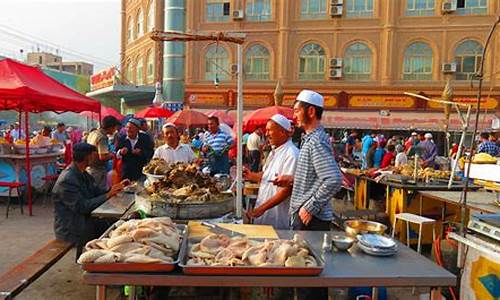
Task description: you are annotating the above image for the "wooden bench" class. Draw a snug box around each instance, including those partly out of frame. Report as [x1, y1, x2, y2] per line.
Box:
[0, 239, 72, 300]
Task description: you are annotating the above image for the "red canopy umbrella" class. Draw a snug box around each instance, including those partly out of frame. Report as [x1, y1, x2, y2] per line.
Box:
[242, 106, 293, 133]
[205, 110, 235, 126]
[0, 58, 101, 216]
[135, 106, 173, 118]
[80, 106, 124, 121]
[166, 109, 208, 128]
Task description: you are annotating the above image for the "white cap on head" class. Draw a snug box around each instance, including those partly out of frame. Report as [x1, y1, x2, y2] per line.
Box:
[270, 114, 292, 131]
[296, 89, 324, 108]
[411, 132, 418, 136]
[424, 133, 433, 139]
[162, 122, 176, 129]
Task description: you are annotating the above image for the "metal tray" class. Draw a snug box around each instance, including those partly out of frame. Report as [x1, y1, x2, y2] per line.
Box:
[179, 232, 324, 276]
[80, 221, 187, 273]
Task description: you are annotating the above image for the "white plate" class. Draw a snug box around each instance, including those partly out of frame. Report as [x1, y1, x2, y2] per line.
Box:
[358, 234, 396, 249]
[357, 242, 398, 257]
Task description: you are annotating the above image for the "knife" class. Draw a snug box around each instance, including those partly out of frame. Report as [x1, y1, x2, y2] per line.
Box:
[200, 221, 246, 237]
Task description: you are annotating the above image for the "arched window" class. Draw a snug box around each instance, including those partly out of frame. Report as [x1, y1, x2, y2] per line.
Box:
[136, 57, 144, 85]
[403, 42, 433, 80]
[299, 43, 326, 80]
[406, 0, 435, 16]
[205, 44, 229, 81]
[147, 1, 155, 32]
[346, 0, 374, 17]
[125, 61, 133, 83]
[245, 44, 270, 80]
[455, 40, 483, 81]
[146, 50, 154, 83]
[127, 17, 133, 42]
[136, 9, 144, 38]
[344, 42, 372, 80]
[246, 0, 271, 21]
[301, 0, 327, 19]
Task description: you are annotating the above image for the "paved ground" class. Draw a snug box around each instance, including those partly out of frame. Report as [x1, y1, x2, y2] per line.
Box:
[0, 198, 436, 299]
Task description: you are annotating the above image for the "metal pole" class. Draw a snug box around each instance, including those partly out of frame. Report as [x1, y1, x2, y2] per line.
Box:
[25, 111, 32, 216]
[236, 43, 243, 219]
[448, 105, 471, 189]
[460, 16, 500, 236]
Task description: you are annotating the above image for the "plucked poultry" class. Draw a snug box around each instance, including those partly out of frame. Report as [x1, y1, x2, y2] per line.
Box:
[186, 233, 318, 267]
[142, 160, 231, 204]
[78, 217, 181, 264]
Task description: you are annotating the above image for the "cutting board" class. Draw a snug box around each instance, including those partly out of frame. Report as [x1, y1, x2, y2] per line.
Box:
[187, 221, 278, 239]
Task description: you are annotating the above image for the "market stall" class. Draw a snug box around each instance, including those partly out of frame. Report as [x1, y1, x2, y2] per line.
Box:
[345, 169, 479, 245]
[80, 226, 456, 300]
[0, 58, 101, 215]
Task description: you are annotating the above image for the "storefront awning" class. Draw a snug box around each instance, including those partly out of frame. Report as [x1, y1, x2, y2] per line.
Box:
[86, 84, 155, 104]
[322, 111, 499, 132]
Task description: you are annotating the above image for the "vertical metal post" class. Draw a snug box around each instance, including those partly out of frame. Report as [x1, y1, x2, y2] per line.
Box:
[25, 111, 32, 216]
[448, 105, 471, 189]
[236, 43, 243, 219]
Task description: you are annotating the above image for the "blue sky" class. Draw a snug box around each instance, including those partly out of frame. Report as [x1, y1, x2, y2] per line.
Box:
[0, 0, 120, 71]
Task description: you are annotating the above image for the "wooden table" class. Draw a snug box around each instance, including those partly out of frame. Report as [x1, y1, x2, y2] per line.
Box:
[346, 172, 478, 244]
[82, 230, 456, 300]
[91, 193, 135, 219]
[418, 190, 499, 215]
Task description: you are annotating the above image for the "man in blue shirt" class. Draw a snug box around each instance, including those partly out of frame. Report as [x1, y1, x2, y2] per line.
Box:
[477, 132, 499, 157]
[361, 132, 375, 169]
[202, 116, 233, 175]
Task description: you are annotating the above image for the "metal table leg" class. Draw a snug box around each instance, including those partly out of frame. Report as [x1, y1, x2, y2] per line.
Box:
[96, 285, 106, 300]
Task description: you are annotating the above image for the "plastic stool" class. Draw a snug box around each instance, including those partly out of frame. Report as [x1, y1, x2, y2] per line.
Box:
[391, 213, 436, 254]
[0, 181, 25, 218]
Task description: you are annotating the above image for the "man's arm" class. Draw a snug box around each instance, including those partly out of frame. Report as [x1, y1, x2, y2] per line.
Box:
[57, 180, 107, 215]
[250, 186, 292, 218]
[302, 142, 342, 216]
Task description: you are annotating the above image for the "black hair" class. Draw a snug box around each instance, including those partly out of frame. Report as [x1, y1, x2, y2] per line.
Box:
[387, 144, 395, 152]
[101, 116, 121, 130]
[208, 116, 220, 125]
[57, 122, 65, 127]
[72, 143, 97, 162]
[480, 132, 490, 140]
[43, 126, 52, 132]
[296, 101, 323, 120]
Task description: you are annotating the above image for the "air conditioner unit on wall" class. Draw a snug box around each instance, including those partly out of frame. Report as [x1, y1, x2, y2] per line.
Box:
[331, 0, 343, 5]
[232, 10, 244, 20]
[441, 62, 457, 74]
[329, 58, 343, 68]
[330, 5, 343, 17]
[329, 68, 342, 79]
[442, 1, 457, 13]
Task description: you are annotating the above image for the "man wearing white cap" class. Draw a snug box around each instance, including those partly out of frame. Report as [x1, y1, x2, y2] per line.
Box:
[275, 90, 342, 231]
[278, 90, 341, 299]
[153, 123, 195, 164]
[416, 132, 437, 168]
[243, 114, 299, 230]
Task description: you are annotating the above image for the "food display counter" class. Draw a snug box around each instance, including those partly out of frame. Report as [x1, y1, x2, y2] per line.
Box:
[82, 229, 456, 300]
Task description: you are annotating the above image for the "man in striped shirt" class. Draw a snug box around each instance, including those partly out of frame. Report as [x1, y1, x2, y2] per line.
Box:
[202, 116, 233, 175]
[276, 90, 342, 231]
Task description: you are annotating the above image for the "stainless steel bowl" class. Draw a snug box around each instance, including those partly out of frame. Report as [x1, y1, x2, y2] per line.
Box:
[331, 235, 354, 251]
[344, 220, 387, 238]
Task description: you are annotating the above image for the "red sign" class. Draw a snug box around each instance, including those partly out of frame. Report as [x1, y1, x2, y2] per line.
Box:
[90, 67, 116, 91]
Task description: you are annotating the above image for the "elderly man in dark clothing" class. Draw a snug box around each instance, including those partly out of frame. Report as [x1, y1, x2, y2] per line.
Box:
[116, 118, 154, 181]
[53, 143, 128, 259]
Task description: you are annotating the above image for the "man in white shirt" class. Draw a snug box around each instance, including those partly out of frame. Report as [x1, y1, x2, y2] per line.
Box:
[153, 123, 195, 164]
[246, 128, 264, 172]
[243, 114, 299, 230]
